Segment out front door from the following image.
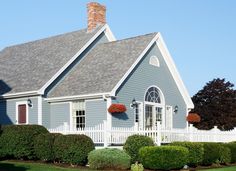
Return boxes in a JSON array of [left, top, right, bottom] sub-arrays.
[[145, 104, 164, 129], [18, 104, 26, 124]]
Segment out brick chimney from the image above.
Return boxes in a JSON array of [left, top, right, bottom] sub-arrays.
[[87, 2, 106, 32]]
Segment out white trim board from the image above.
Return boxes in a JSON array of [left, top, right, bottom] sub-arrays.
[[111, 32, 194, 109]]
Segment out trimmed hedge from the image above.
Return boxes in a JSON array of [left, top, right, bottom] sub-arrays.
[[34, 133, 62, 161], [170, 141, 204, 167], [54, 134, 95, 165], [88, 148, 131, 170], [0, 125, 48, 159], [225, 142, 236, 163], [123, 134, 154, 163], [202, 142, 231, 165], [139, 146, 188, 170]]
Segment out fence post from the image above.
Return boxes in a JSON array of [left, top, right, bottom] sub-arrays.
[[157, 121, 161, 146], [213, 126, 218, 142], [189, 124, 193, 142], [63, 122, 69, 134], [103, 120, 108, 147]]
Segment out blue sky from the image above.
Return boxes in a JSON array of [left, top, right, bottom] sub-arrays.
[[1, 0, 235, 96]]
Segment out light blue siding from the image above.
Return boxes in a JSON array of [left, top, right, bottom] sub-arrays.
[[42, 98, 50, 128], [85, 99, 107, 127], [0, 97, 38, 125], [114, 44, 187, 128], [50, 103, 70, 129]]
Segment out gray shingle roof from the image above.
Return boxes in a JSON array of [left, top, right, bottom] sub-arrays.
[[48, 32, 157, 98], [0, 26, 103, 95]]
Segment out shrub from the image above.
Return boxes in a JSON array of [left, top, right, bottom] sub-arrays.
[[54, 134, 95, 165], [131, 162, 144, 171], [34, 133, 61, 161], [0, 125, 48, 159], [123, 135, 154, 163], [88, 148, 131, 170], [170, 141, 204, 167], [218, 143, 231, 164], [225, 142, 236, 163], [139, 146, 188, 170], [202, 142, 231, 165]]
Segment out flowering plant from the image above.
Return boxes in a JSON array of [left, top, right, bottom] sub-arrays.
[[108, 103, 127, 113], [186, 113, 201, 123]]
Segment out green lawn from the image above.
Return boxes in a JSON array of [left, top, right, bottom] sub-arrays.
[[200, 166, 236, 171], [0, 161, 94, 171]]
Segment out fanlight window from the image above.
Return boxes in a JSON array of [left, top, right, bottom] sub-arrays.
[[145, 87, 161, 103], [149, 56, 160, 67]]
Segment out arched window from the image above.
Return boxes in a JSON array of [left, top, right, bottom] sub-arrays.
[[149, 56, 160, 67], [145, 87, 161, 103]]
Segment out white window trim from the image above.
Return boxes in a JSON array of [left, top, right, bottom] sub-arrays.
[[149, 55, 160, 67], [16, 101, 29, 125], [143, 86, 166, 128]]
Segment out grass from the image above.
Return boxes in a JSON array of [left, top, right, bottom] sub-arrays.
[[200, 166, 236, 171], [0, 161, 94, 171]]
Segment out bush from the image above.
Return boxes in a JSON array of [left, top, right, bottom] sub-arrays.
[[131, 162, 144, 171], [202, 142, 231, 165], [123, 135, 154, 163], [54, 134, 95, 165], [139, 146, 188, 170], [88, 148, 131, 170], [34, 133, 61, 161], [0, 125, 48, 159], [170, 141, 204, 167], [225, 142, 236, 163]]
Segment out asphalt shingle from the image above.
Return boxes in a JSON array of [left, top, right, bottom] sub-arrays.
[[0, 26, 102, 95], [48, 32, 157, 98]]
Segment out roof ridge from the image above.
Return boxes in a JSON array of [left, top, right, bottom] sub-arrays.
[[102, 32, 158, 44]]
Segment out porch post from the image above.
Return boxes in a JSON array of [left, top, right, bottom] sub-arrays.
[[103, 120, 108, 147], [157, 121, 161, 146], [106, 97, 112, 130]]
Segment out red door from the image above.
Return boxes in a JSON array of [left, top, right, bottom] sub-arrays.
[[18, 104, 26, 124]]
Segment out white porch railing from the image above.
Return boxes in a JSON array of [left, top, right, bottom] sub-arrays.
[[48, 121, 236, 147]]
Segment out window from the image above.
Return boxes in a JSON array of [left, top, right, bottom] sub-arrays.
[[145, 87, 161, 103], [144, 86, 164, 128], [72, 101, 85, 129], [149, 56, 160, 67]]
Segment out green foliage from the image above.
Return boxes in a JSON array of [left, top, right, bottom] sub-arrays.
[[123, 134, 154, 163], [192, 78, 236, 130], [202, 142, 231, 165], [225, 142, 236, 163], [139, 146, 188, 170], [54, 134, 95, 165], [34, 133, 61, 161], [88, 148, 131, 170], [0, 125, 48, 159], [170, 141, 204, 167], [131, 162, 144, 171]]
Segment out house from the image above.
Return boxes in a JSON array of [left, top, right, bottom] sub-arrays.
[[0, 2, 194, 132]]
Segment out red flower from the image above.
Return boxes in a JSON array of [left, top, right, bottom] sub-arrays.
[[186, 113, 201, 123], [108, 104, 127, 113]]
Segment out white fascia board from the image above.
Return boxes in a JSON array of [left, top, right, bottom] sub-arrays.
[[104, 24, 116, 41], [1, 91, 38, 99], [110, 33, 159, 96], [45, 92, 111, 103], [110, 32, 194, 109], [38, 24, 114, 95], [156, 33, 194, 109]]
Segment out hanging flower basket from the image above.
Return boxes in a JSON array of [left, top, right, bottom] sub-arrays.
[[186, 113, 201, 123], [108, 103, 127, 114]]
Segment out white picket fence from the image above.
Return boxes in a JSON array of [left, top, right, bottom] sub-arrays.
[[48, 121, 236, 147]]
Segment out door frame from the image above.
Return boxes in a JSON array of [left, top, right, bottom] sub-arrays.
[[16, 101, 29, 124]]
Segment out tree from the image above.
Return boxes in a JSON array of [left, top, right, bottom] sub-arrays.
[[192, 78, 236, 130]]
